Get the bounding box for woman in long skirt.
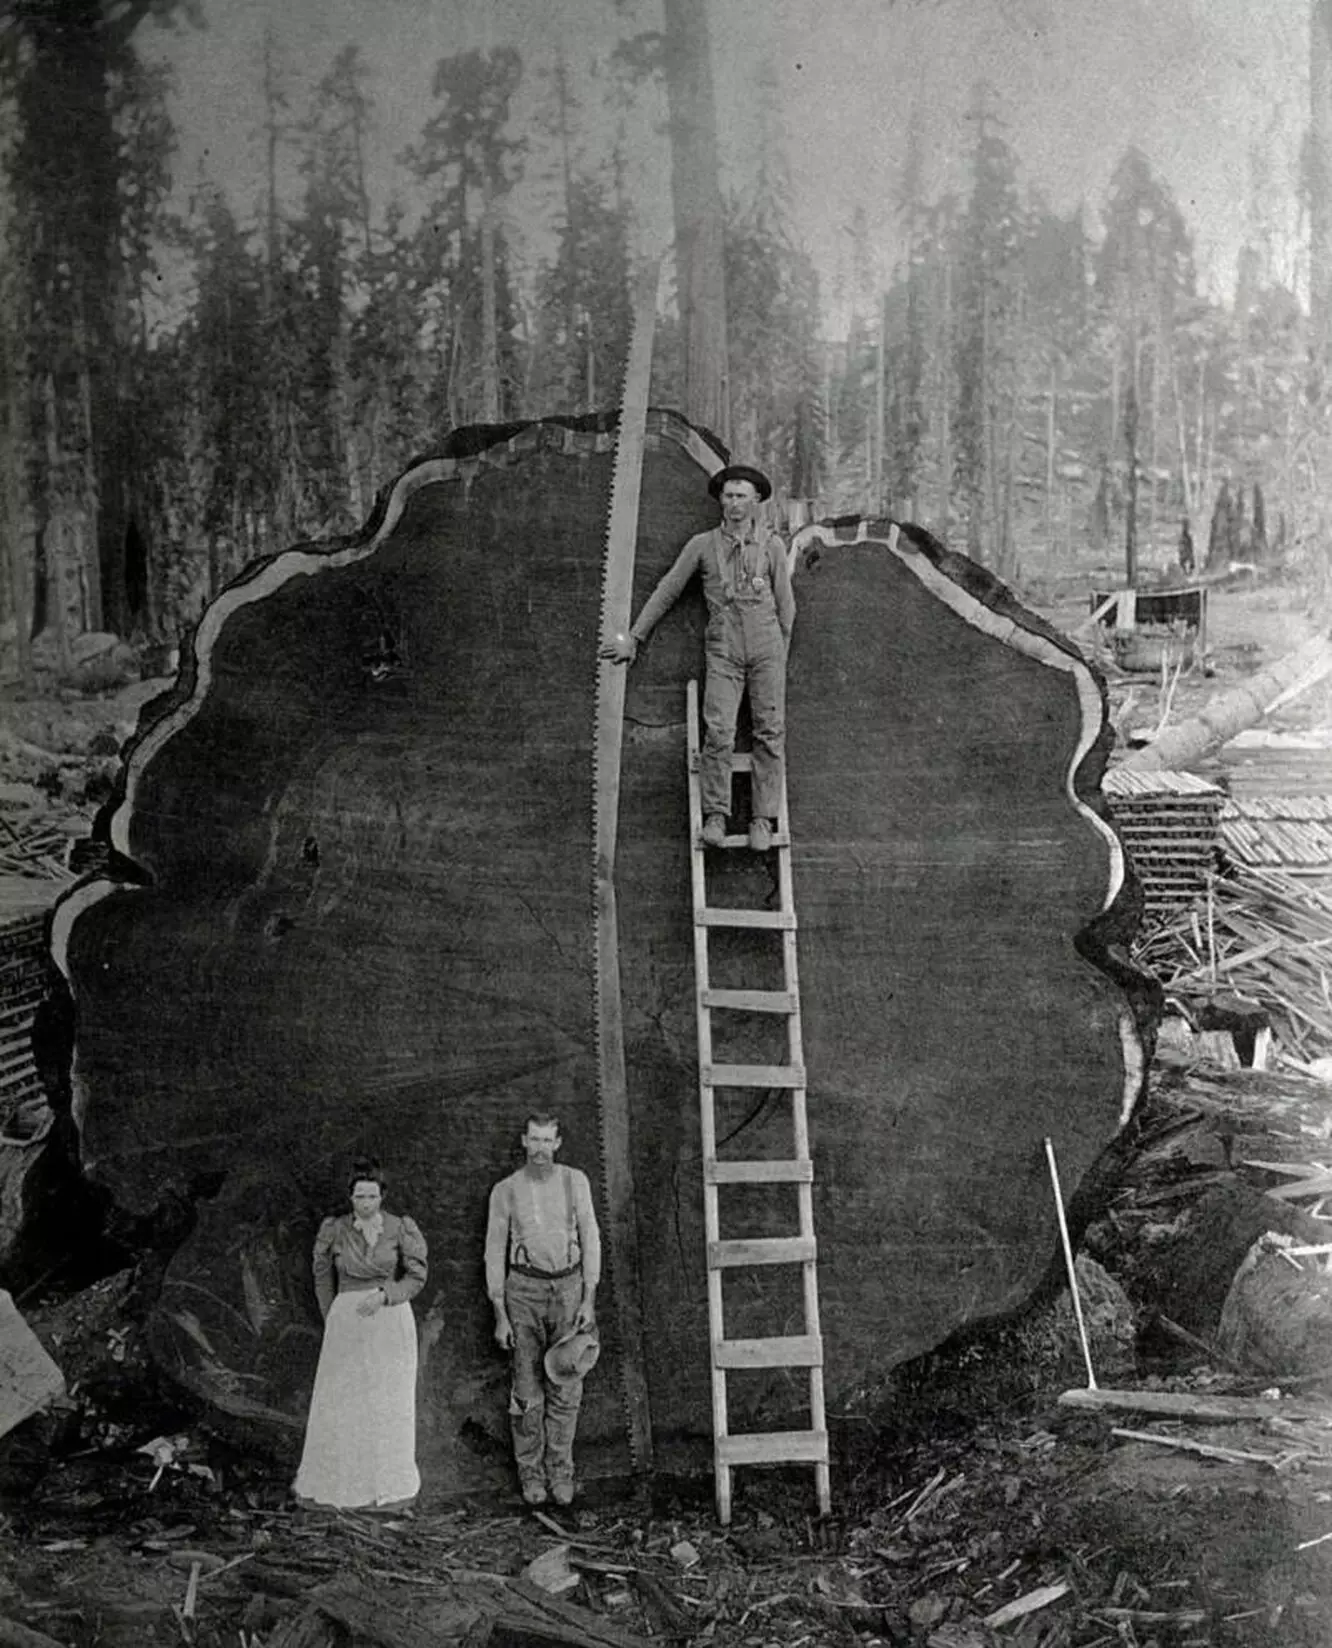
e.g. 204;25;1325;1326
294;1158;428;1510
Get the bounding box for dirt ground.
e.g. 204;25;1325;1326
6;1253;1332;1648
3;563;1332;1646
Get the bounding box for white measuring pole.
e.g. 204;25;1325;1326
1044;1136;1097;1390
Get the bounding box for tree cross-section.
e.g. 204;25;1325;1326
49;412;1145;1496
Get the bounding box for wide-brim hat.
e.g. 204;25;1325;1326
708;464;772;502
544;1325;601;1384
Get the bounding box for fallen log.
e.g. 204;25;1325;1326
1059;1386;1332;1424
1118;631;1332;773
46;412;1146;1492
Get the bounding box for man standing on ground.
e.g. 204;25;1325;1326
486;1114;601;1507
602;464;794;852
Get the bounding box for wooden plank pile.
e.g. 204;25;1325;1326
1135;862;1332;1060
1220;794;1332;872
0;881;59;1128
0;815;71;882
1101;768;1228;919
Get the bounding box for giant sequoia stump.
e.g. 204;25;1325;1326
49;411;1143;1495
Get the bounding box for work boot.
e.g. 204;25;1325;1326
748;817;774;853
701;813;727;848
520;1476;548;1506
550;1479;575;1507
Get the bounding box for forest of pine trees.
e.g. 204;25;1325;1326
0;3;1327;672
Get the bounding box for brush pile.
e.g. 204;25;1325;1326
1135;861;1332;1063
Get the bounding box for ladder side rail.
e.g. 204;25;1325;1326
687;681;733;1522
686;679;713;1144
689;687;831;1521
774;768;809;1159
687;680;721;1217
779;759;831;1516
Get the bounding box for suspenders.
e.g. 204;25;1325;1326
509;1168;580;1279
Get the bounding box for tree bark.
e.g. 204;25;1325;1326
873;290;886;513
936;254;952;534
1311;0;1332;379
41;372;76;668
262;33;295;548
1195;355;1208;503
967;276;990;563
1148;334;1161;546
479;185;500;423
1045;357;1057;550
74;301;103;633
1000;363;1018;577
662;0;730;444
1171;355;1196;522
1217;1234;1332;1378
0;262;33;687
1124;378;1139;588
552;44;580;413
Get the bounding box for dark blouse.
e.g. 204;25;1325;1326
312;1211;428;1318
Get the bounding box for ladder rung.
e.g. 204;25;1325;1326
714;1335;823;1370
705;1159;813;1184
701;988;796;1014
707;830;791;851
688;752;759;774
697;907;795;930
709;1236;817;1268
716;1430;828;1466
704;1063;805;1089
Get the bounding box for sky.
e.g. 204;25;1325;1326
141;0;1311;328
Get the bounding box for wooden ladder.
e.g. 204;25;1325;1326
685;678;830;1525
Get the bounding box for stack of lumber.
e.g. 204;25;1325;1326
1220;794;1332;873
1102;768;1227;919
0;881;59;1125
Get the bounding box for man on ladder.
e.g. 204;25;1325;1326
601;464;794;852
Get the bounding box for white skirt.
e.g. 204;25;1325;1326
294;1291;420;1508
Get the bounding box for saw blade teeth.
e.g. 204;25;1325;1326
590;256;661;1474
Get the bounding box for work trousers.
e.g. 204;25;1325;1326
505;1271;585;1489
701;600;788;821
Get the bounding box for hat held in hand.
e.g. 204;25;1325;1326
544;1324;601;1384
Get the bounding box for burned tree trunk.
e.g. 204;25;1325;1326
48;413;1143;1495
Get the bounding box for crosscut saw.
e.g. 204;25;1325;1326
592;256;661;1475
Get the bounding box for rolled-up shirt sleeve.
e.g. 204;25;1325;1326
629;537;704;644
485;1181;511;1301
382;1215;428;1305
312;1217;338;1320
573;1171;602;1290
